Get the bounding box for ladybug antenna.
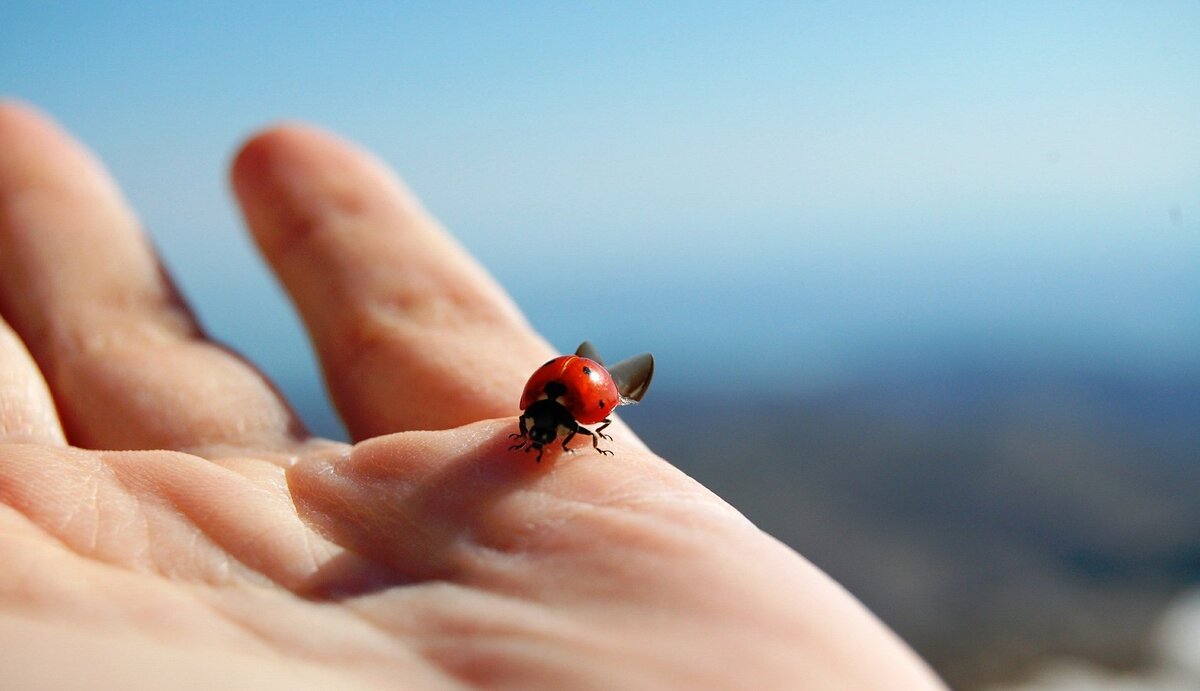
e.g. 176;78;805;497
609;352;654;403
574;341;604;365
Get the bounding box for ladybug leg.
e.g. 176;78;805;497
594;418;613;441
573;426;614;456
508;416;529;450
560;425;579;454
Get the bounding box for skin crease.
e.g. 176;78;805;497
0;100;946;690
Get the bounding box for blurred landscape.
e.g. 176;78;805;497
628;367;1200;689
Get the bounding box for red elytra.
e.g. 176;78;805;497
518;355;619;425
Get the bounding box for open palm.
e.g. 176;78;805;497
0;102;942;689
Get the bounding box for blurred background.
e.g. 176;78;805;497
3;3;1198;688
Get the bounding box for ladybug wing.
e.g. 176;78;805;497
608;352;654;403
574;341;604;365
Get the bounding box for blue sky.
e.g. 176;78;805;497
3;3;1199;429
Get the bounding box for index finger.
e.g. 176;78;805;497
231;126;559;439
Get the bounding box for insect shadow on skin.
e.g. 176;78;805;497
509;342;654;463
291;422;573;598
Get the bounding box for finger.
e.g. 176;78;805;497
0;316;65;445
288;420;735;583
232;126;552;440
0;101;303;452
287;426;945;689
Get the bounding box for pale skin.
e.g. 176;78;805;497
0;101;945;690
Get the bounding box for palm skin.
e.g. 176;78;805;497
0;101;943;689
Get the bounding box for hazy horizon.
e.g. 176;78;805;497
5;3;1198;415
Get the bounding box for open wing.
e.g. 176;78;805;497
575;341;604;365
575;341;654;404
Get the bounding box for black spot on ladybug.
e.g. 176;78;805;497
598;400;605;408
582;366;592;375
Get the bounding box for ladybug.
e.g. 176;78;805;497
509;342;654;462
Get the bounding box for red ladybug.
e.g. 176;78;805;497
509;342;654;462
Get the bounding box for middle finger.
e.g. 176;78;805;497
0;102;305;452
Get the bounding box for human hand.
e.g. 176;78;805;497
0;101;943;689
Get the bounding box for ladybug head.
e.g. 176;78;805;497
522;399;567;447
528;418;559;446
